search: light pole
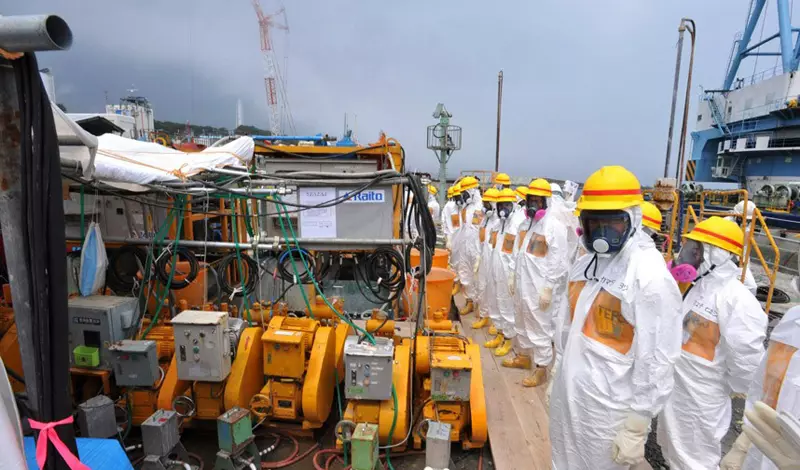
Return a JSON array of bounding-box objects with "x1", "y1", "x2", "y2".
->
[{"x1": 427, "y1": 103, "x2": 462, "y2": 207}]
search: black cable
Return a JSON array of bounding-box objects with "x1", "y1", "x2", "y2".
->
[
  {"x1": 354, "y1": 247, "x2": 406, "y2": 304},
  {"x1": 217, "y1": 252, "x2": 259, "y2": 297},
  {"x1": 277, "y1": 248, "x2": 316, "y2": 284},
  {"x1": 107, "y1": 245, "x2": 148, "y2": 293},
  {"x1": 154, "y1": 246, "x2": 199, "y2": 290}
]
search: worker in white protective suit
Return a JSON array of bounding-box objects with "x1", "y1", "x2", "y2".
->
[
  {"x1": 657, "y1": 216, "x2": 768, "y2": 470},
  {"x1": 472, "y1": 188, "x2": 501, "y2": 329},
  {"x1": 720, "y1": 304, "x2": 800, "y2": 470},
  {"x1": 441, "y1": 184, "x2": 459, "y2": 250},
  {"x1": 549, "y1": 166, "x2": 684, "y2": 470},
  {"x1": 504, "y1": 179, "x2": 570, "y2": 386},
  {"x1": 427, "y1": 184, "x2": 441, "y2": 220},
  {"x1": 493, "y1": 172, "x2": 511, "y2": 189},
  {"x1": 725, "y1": 199, "x2": 759, "y2": 295},
  {"x1": 453, "y1": 176, "x2": 483, "y2": 315},
  {"x1": 484, "y1": 188, "x2": 525, "y2": 355},
  {"x1": 445, "y1": 182, "x2": 464, "y2": 295}
]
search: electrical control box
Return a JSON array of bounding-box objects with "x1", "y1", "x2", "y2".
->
[
  {"x1": 217, "y1": 407, "x2": 253, "y2": 453},
  {"x1": 67, "y1": 296, "x2": 137, "y2": 369},
  {"x1": 171, "y1": 310, "x2": 231, "y2": 382},
  {"x1": 424, "y1": 421, "x2": 452, "y2": 470},
  {"x1": 142, "y1": 410, "x2": 180, "y2": 457},
  {"x1": 430, "y1": 353, "x2": 472, "y2": 401},
  {"x1": 344, "y1": 336, "x2": 394, "y2": 400},
  {"x1": 77, "y1": 395, "x2": 117, "y2": 438},
  {"x1": 109, "y1": 340, "x2": 160, "y2": 387},
  {"x1": 262, "y1": 329, "x2": 306, "y2": 379}
]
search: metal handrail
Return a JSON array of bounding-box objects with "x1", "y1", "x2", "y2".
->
[
  {"x1": 747, "y1": 208, "x2": 780, "y2": 313},
  {"x1": 643, "y1": 189, "x2": 680, "y2": 261}
]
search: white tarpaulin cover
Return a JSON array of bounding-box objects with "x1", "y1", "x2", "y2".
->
[
  {"x1": 90, "y1": 134, "x2": 254, "y2": 191},
  {"x1": 53, "y1": 103, "x2": 98, "y2": 179}
]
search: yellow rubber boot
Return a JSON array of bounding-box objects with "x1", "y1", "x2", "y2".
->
[
  {"x1": 488, "y1": 324, "x2": 498, "y2": 336},
  {"x1": 484, "y1": 334, "x2": 504, "y2": 349},
  {"x1": 501, "y1": 354, "x2": 531, "y2": 369},
  {"x1": 459, "y1": 299, "x2": 474, "y2": 315},
  {"x1": 494, "y1": 339, "x2": 513, "y2": 356},
  {"x1": 471, "y1": 316, "x2": 489, "y2": 329},
  {"x1": 522, "y1": 367, "x2": 548, "y2": 387},
  {"x1": 451, "y1": 281, "x2": 461, "y2": 296}
]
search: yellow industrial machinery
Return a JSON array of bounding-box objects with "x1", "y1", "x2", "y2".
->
[
  {"x1": 413, "y1": 310, "x2": 487, "y2": 450},
  {"x1": 156, "y1": 317, "x2": 264, "y2": 424},
  {"x1": 337, "y1": 311, "x2": 412, "y2": 448},
  {"x1": 249, "y1": 313, "x2": 338, "y2": 430}
]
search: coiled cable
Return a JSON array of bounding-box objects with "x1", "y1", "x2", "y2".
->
[
  {"x1": 217, "y1": 252, "x2": 259, "y2": 297},
  {"x1": 277, "y1": 248, "x2": 316, "y2": 284},
  {"x1": 154, "y1": 246, "x2": 198, "y2": 290},
  {"x1": 107, "y1": 245, "x2": 147, "y2": 293},
  {"x1": 354, "y1": 247, "x2": 405, "y2": 303}
]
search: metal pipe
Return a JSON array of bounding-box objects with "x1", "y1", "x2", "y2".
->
[
  {"x1": 0, "y1": 63, "x2": 40, "y2": 413},
  {"x1": 676, "y1": 19, "x2": 696, "y2": 186},
  {"x1": 0, "y1": 15, "x2": 72, "y2": 52},
  {"x1": 494, "y1": 70, "x2": 503, "y2": 172},
  {"x1": 68, "y1": 236, "x2": 411, "y2": 248},
  {"x1": 777, "y1": 0, "x2": 795, "y2": 72},
  {"x1": 664, "y1": 21, "x2": 686, "y2": 178}
]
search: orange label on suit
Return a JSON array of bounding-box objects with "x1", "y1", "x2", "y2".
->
[
  {"x1": 502, "y1": 233, "x2": 516, "y2": 254},
  {"x1": 681, "y1": 311, "x2": 721, "y2": 361},
  {"x1": 568, "y1": 280, "x2": 586, "y2": 322},
  {"x1": 517, "y1": 230, "x2": 528, "y2": 248},
  {"x1": 451, "y1": 213, "x2": 461, "y2": 228},
  {"x1": 472, "y1": 212, "x2": 484, "y2": 225},
  {"x1": 490, "y1": 231, "x2": 498, "y2": 248},
  {"x1": 461, "y1": 209, "x2": 467, "y2": 221},
  {"x1": 763, "y1": 342, "x2": 798, "y2": 408},
  {"x1": 581, "y1": 289, "x2": 634, "y2": 354},
  {"x1": 479, "y1": 227, "x2": 486, "y2": 242},
  {"x1": 526, "y1": 234, "x2": 548, "y2": 258}
]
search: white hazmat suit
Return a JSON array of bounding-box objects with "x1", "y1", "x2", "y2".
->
[
  {"x1": 476, "y1": 209, "x2": 501, "y2": 323},
  {"x1": 512, "y1": 200, "x2": 570, "y2": 367},
  {"x1": 455, "y1": 189, "x2": 483, "y2": 301},
  {"x1": 492, "y1": 202, "x2": 528, "y2": 339},
  {"x1": 427, "y1": 193, "x2": 441, "y2": 220},
  {"x1": 721, "y1": 306, "x2": 800, "y2": 470},
  {"x1": 550, "y1": 206, "x2": 684, "y2": 470},
  {"x1": 658, "y1": 245, "x2": 767, "y2": 470},
  {"x1": 441, "y1": 198, "x2": 459, "y2": 249}
]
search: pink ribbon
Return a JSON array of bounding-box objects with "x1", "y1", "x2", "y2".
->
[{"x1": 28, "y1": 416, "x2": 90, "y2": 470}]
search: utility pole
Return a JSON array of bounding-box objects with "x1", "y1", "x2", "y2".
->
[
  {"x1": 663, "y1": 18, "x2": 696, "y2": 182},
  {"x1": 675, "y1": 18, "x2": 696, "y2": 185},
  {"x1": 427, "y1": 103, "x2": 462, "y2": 207},
  {"x1": 495, "y1": 70, "x2": 503, "y2": 172},
  {"x1": 663, "y1": 21, "x2": 686, "y2": 178}
]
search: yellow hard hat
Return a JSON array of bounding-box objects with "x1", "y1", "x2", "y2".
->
[
  {"x1": 641, "y1": 201, "x2": 663, "y2": 232},
  {"x1": 452, "y1": 182, "x2": 463, "y2": 195},
  {"x1": 527, "y1": 178, "x2": 552, "y2": 198},
  {"x1": 496, "y1": 188, "x2": 516, "y2": 203},
  {"x1": 483, "y1": 187, "x2": 500, "y2": 202},
  {"x1": 459, "y1": 176, "x2": 480, "y2": 191},
  {"x1": 428, "y1": 184, "x2": 438, "y2": 195},
  {"x1": 577, "y1": 166, "x2": 643, "y2": 211},
  {"x1": 684, "y1": 216, "x2": 744, "y2": 257},
  {"x1": 514, "y1": 186, "x2": 528, "y2": 199},
  {"x1": 446, "y1": 186, "x2": 454, "y2": 198},
  {"x1": 493, "y1": 173, "x2": 511, "y2": 185}
]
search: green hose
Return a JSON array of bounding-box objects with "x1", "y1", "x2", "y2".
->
[
  {"x1": 229, "y1": 194, "x2": 253, "y2": 325},
  {"x1": 386, "y1": 385, "x2": 398, "y2": 470}
]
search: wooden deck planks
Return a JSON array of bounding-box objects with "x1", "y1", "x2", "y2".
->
[{"x1": 458, "y1": 316, "x2": 552, "y2": 470}]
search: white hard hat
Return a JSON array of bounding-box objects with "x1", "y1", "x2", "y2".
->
[
  {"x1": 733, "y1": 200, "x2": 756, "y2": 219},
  {"x1": 550, "y1": 182, "x2": 562, "y2": 193}
]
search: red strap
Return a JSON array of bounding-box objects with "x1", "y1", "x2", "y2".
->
[
  {"x1": 692, "y1": 227, "x2": 743, "y2": 249},
  {"x1": 582, "y1": 189, "x2": 641, "y2": 196},
  {"x1": 28, "y1": 416, "x2": 90, "y2": 470}
]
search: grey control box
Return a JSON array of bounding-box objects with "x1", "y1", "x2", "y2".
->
[
  {"x1": 431, "y1": 355, "x2": 472, "y2": 402},
  {"x1": 142, "y1": 410, "x2": 180, "y2": 457},
  {"x1": 77, "y1": 395, "x2": 117, "y2": 438},
  {"x1": 67, "y1": 295, "x2": 137, "y2": 369},
  {"x1": 343, "y1": 335, "x2": 394, "y2": 400},
  {"x1": 109, "y1": 340, "x2": 160, "y2": 387},
  {"x1": 171, "y1": 310, "x2": 231, "y2": 382}
]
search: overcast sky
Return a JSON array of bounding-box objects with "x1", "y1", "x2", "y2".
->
[{"x1": 6, "y1": 1, "x2": 792, "y2": 183}]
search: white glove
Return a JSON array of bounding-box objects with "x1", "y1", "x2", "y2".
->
[
  {"x1": 538, "y1": 287, "x2": 553, "y2": 311},
  {"x1": 743, "y1": 401, "x2": 800, "y2": 470},
  {"x1": 473, "y1": 257, "x2": 481, "y2": 275},
  {"x1": 611, "y1": 413, "x2": 650, "y2": 466},
  {"x1": 720, "y1": 433, "x2": 751, "y2": 470},
  {"x1": 508, "y1": 272, "x2": 515, "y2": 296}
]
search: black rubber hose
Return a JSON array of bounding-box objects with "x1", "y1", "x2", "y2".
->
[
  {"x1": 217, "y1": 252, "x2": 259, "y2": 297},
  {"x1": 154, "y1": 246, "x2": 199, "y2": 290},
  {"x1": 107, "y1": 245, "x2": 147, "y2": 293}
]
